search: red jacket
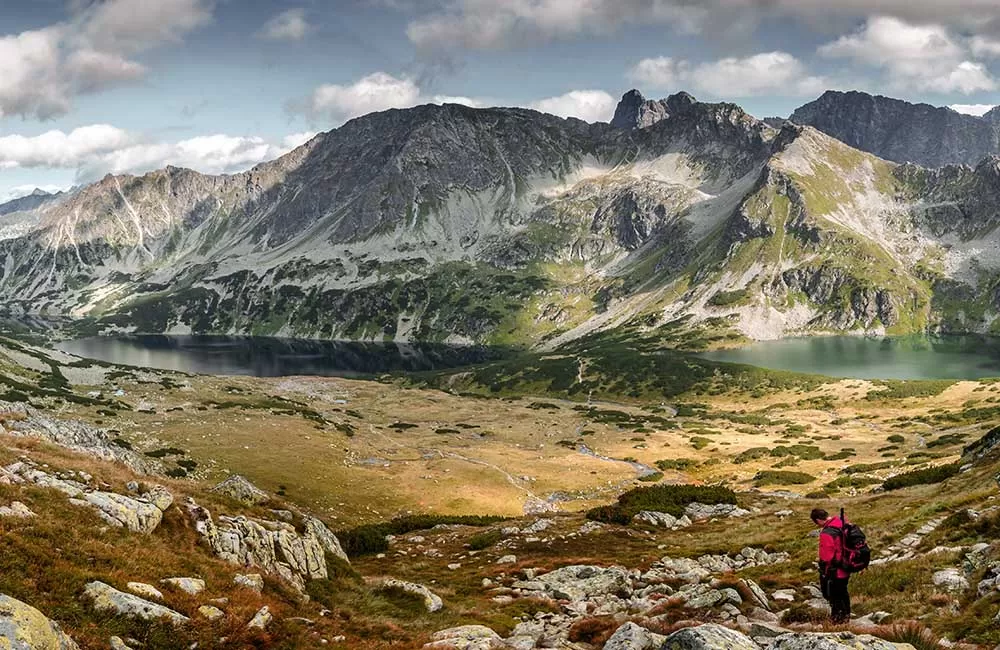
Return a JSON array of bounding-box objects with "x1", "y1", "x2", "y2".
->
[{"x1": 819, "y1": 516, "x2": 850, "y2": 579}]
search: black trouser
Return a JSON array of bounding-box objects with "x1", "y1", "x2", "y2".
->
[{"x1": 821, "y1": 575, "x2": 851, "y2": 623}]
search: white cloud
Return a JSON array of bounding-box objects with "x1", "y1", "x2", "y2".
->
[
  {"x1": 405, "y1": 0, "x2": 1000, "y2": 52},
  {"x1": 971, "y1": 36, "x2": 1000, "y2": 59},
  {"x1": 431, "y1": 95, "x2": 488, "y2": 107},
  {"x1": 0, "y1": 0, "x2": 212, "y2": 120},
  {"x1": 0, "y1": 125, "x2": 309, "y2": 184},
  {"x1": 628, "y1": 52, "x2": 826, "y2": 98},
  {"x1": 529, "y1": 90, "x2": 617, "y2": 122},
  {"x1": 300, "y1": 72, "x2": 423, "y2": 123},
  {"x1": 819, "y1": 16, "x2": 997, "y2": 94},
  {"x1": 260, "y1": 8, "x2": 311, "y2": 41},
  {"x1": 950, "y1": 103, "x2": 997, "y2": 116},
  {"x1": 628, "y1": 57, "x2": 689, "y2": 89}
]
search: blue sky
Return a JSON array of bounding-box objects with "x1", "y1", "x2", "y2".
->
[{"x1": 1, "y1": 0, "x2": 999, "y2": 201}]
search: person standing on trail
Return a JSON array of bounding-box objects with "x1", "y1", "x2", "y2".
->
[{"x1": 812, "y1": 507, "x2": 851, "y2": 624}]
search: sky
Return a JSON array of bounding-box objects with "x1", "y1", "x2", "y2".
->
[{"x1": 1, "y1": 0, "x2": 1000, "y2": 201}]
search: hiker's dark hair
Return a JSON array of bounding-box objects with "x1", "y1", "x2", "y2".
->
[{"x1": 810, "y1": 508, "x2": 829, "y2": 522}]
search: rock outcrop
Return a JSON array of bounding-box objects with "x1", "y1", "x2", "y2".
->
[
  {"x1": 4, "y1": 462, "x2": 172, "y2": 534},
  {"x1": 0, "y1": 594, "x2": 80, "y2": 650},
  {"x1": 184, "y1": 498, "x2": 347, "y2": 591},
  {"x1": 423, "y1": 625, "x2": 508, "y2": 649},
  {"x1": 377, "y1": 580, "x2": 443, "y2": 613},
  {"x1": 659, "y1": 623, "x2": 759, "y2": 650},
  {"x1": 771, "y1": 631, "x2": 917, "y2": 650}
]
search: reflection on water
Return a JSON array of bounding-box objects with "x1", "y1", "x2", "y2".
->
[
  {"x1": 699, "y1": 335, "x2": 1000, "y2": 380},
  {"x1": 57, "y1": 335, "x2": 512, "y2": 378}
]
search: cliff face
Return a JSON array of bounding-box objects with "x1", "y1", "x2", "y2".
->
[{"x1": 790, "y1": 90, "x2": 1000, "y2": 168}]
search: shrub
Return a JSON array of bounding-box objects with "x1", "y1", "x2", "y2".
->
[
  {"x1": 337, "y1": 514, "x2": 508, "y2": 557},
  {"x1": 734, "y1": 447, "x2": 770, "y2": 464},
  {"x1": 586, "y1": 483, "x2": 737, "y2": 524},
  {"x1": 655, "y1": 459, "x2": 698, "y2": 471},
  {"x1": 690, "y1": 436, "x2": 711, "y2": 450},
  {"x1": 874, "y1": 623, "x2": 941, "y2": 650},
  {"x1": 467, "y1": 530, "x2": 503, "y2": 550},
  {"x1": 882, "y1": 463, "x2": 961, "y2": 491},
  {"x1": 638, "y1": 472, "x2": 664, "y2": 483},
  {"x1": 707, "y1": 289, "x2": 749, "y2": 307},
  {"x1": 887, "y1": 434, "x2": 905, "y2": 443},
  {"x1": 753, "y1": 471, "x2": 816, "y2": 486}
]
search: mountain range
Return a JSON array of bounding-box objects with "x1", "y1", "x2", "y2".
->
[{"x1": 1, "y1": 89, "x2": 1000, "y2": 347}]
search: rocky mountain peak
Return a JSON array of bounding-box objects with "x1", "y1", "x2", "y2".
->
[
  {"x1": 610, "y1": 89, "x2": 670, "y2": 130},
  {"x1": 983, "y1": 105, "x2": 1000, "y2": 125},
  {"x1": 664, "y1": 91, "x2": 697, "y2": 112},
  {"x1": 790, "y1": 90, "x2": 1000, "y2": 167}
]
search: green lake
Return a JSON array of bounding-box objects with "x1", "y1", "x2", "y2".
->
[{"x1": 698, "y1": 335, "x2": 1000, "y2": 380}]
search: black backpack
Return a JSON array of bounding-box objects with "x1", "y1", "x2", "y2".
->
[{"x1": 839, "y1": 508, "x2": 871, "y2": 573}]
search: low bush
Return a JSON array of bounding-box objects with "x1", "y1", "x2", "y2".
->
[
  {"x1": 887, "y1": 434, "x2": 905, "y2": 443},
  {"x1": 337, "y1": 514, "x2": 508, "y2": 557},
  {"x1": 467, "y1": 530, "x2": 503, "y2": 550},
  {"x1": 586, "y1": 484, "x2": 737, "y2": 524},
  {"x1": 753, "y1": 471, "x2": 816, "y2": 486},
  {"x1": 637, "y1": 472, "x2": 664, "y2": 482},
  {"x1": 655, "y1": 458, "x2": 698, "y2": 471},
  {"x1": 881, "y1": 463, "x2": 961, "y2": 491},
  {"x1": 733, "y1": 447, "x2": 769, "y2": 464}
]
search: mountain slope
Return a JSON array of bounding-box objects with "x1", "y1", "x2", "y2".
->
[
  {"x1": 790, "y1": 90, "x2": 1000, "y2": 168},
  {"x1": 3, "y1": 91, "x2": 1000, "y2": 345}
]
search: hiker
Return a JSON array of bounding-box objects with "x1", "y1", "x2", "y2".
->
[{"x1": 811, "y1": 507, "x2": 851, "y2": 624}]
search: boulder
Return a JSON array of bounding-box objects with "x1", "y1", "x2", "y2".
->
[
  {"x1": 658, "y1": 623, "x2": 759, "y2": 650},
  {"x1": 140, "y1": 486, "x2": 174, "y2": 512},
  {"x1": 247, "y1": 606, "x2": 272, "y2": 630},
  {"x1": 684, "y1": 503, "x2": 752, "y2": 521},
  {"x1": 378, "y1": 580, "x2": 443, "y2": 613},
  {"x1": 234, "y1": 574, "x2": 264, "y2": 592},
  {"x1": 0, "y1": 502, "x2": 35, "y2": 518},
  {"x1": 604, "y1": 622, "x2": 666, "y2": 650},
  {"x1": 496, "y1": 555, "x2": 517, "y2": 564},
  {"x1": 73, "y1": 492, "x2": 164, "y2": 534},
  {"x1": 635, "y1": 511, "x2": 680, "y2": 528},
  {"x1": 83, "y1": 582, "x2": 188, "y2": 625},
  {"x1": 160, "y1": 578, "x2": 205, "y2": 596},
  {"x1": 423, "y1": 625, "x2": 507, "y2": 649},
  {"x1": 109, "y1": 637, "x2": 135, "y2": 650},
  {"x1": 211, "y1": 475, "x2": 270, "y2": 506},
  {"x1": 302, "y1": 516, "x2": 350, "y2": 563},
  {"x1": 932, "y1": 568, "x2": 969, "y2": 592},
  {"x1": 125, "y1": 583, "x2": 163, "y2": 601},
  {"x1": 525, "y1": 565, "x2": 631, "y2": 602},
  {"x1": 741, "y1": 579, "x2": 770, "y2": 610},
  {"x1": 0, "y1": 593, "x2": 80, "y2": 649},
  {"x1": 197, "y1": 605, "x2": 225, "y2": 622},
  {"x1": 772, "y1": 632, "x2": 917, "y2": 649}
]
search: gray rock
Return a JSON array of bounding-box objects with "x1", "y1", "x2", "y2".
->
[
  {"x1": 750, "y1": 622, "x2": 790, "y2": 638},
  {"x1": 109, "y1": 637, "x2": 135, "y2": 650},
  {"x1": 522, "y1": 565, "x2": 631, "y2": 602},
  {"x1": 496, "y1": 555, "x2": 517, "y2": 565},
  {"x1": 78, "y1": 491, "x2": 165, "y2": 534},
  {"x1": 0, "y1": 593, "x2": 80, "y2": 649},
  {"x1": 302, "y1": 516, "x2": 350, "y2": 564},
  {"x1": 197, "y1": 605, "x2": 225, "y2": 622},
  {"x1": 247, "y1": 605, "x2": 272, "y2": 630},
  {"x1": 125, "y1": 582, "x2": 163, "y2": 601},
  {"x1": 772, "y1": 589, "x2": 796, "y2": 602},
  {"x1": 423, "y1": 625, "x2": 507, "y2": 649},
  {"x1": 160, "y1": 578, "x2": 205, "y2": 595},
  {"x1": 741, "y1": 579, "x2": 770, "y2": 610},
  {"x1": 932, "y1": 568, "x2": 969, "y2": 592},
  {"x1": 604, "y1": 622, "x2": 666, "y2": 650},
  {"x1": 83, "y1": 581, "x2": 188, "y2": 625},
  {"x1": 234, "y1": 573, "x2": 264, "y2": 592},
  {"x1": 211, "y1": 475, "x2": 270, "y2": 505},
  {"x1": 684, "y1": 503, "x2": 752, "y2": 521},
  {"x1": 0, "y1": 502, "x2": 34, "y2": 518},
  {"x1": 658, "y1": 623, "x2": 759, "y2": 650},
  {"x1": 378, "y1": 579, "x2": 443, "y2": 613},
  {"x1": 772, "y1": 631, "x2": 916, "y2": 650}
]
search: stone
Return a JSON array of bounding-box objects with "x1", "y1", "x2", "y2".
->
[
  {"x1": 211, "y1": 475, "x2": 271, "y2": 506},
  {"x1": 197, "y1": 605, "x2": 225, "y2": 622},
  {"x1": 378, "y1": 580, "x2": 443, "y2": 613},
  {"x1": 684, "y1": 503, "x2": 752, "y2": 521},
  {"x1": 76, "y1": 491, "x2": 165, "y2": 534},
  {"x1": 520, "y1": 565, "x2": 631, "y2": 602},
  {"x1": 302, "y1": 516, "x2": 350, "y2": 564},
  {"x1": 247, "y1": 606, "x2": 272, "y2": 630},
  {"x1": 140, "y1": 485, "x2": 174, "y2": 512},
  {"x1": 125, "y1": 582, "x2": 163, "y2": 601},
  {"x1": 772, "y1": 589, "x2": 796, "y2": 602},
  {"x1": 423, "y1": 625, "x2": 507, "y2": 649},
  {"x1": 83, "y1": 582, "x2": 188, "y2": 625},
  {"x1": 775, "y1": 510, "x2": 794, "y2": 518},
  {"x1": 109, "y1": 637, "x2": 135, "y2": 650},
  {"x1": 234, "y1": 573, "x2": 264, "y2": 592},
  {"x1": 771, "y1": 631, "x2": 917, "y2": 650},
  {"x1": 521, "y1": 519, "x2": 554, "y2": 534},
  {"x1": 604, "y1": 622, "x2": 666, "y2": 650},
  {"x1": 160, "y1": 578, "x2": 206, "y2": 595},
  {"x1": 0, "y1": 593, "x2": 80, "y2": 649},
  {"x1": 741, "y1": 579, "x2": 770, "y2": 610},
  {"x1": 496, "y1": 555, "x2": 517, "y2": 565},
  {"x1": 635, "y1": 511, "x2": 683, "y2": 529},
  {"x1": 750, "y1": 622, "x2": 790, "y2": 638},
  {"x1": 932, "y1": 569, "x2": 969, "y2": 592},
  {"x1": 0, "y1": 502, "x2": 35, "y2": 518},
  {"x1": 658, "y1": 623, "x2": 759, "y2": 650}
]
